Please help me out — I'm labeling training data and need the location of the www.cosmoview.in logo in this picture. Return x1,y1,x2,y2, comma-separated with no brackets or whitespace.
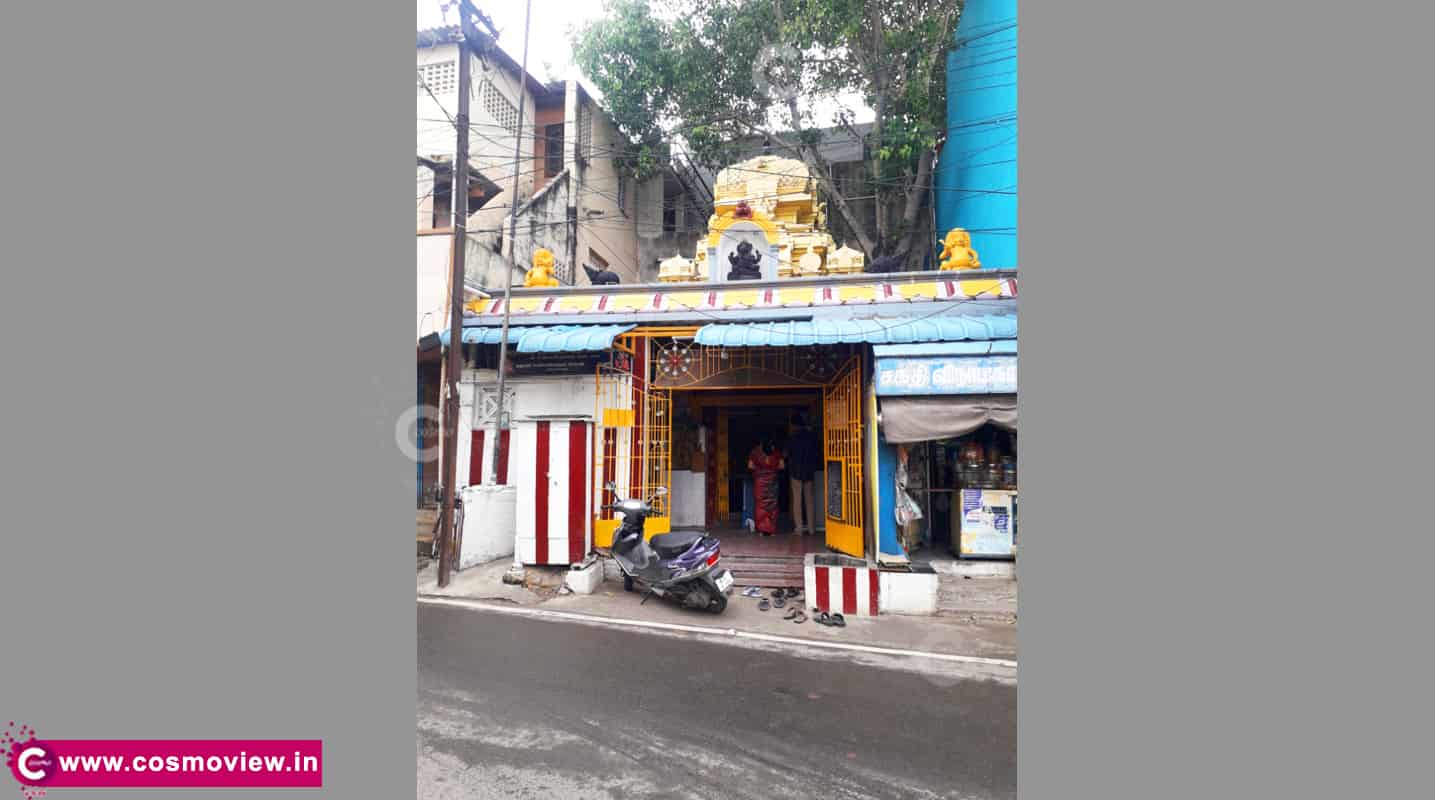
5,723,322,794
14,744,53,784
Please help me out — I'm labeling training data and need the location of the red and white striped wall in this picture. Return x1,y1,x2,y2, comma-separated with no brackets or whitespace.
468,428,511,486
805,556,879,617
511,419,593,566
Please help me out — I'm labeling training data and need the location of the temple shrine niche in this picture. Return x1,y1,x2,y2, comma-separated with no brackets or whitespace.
657,155,862,283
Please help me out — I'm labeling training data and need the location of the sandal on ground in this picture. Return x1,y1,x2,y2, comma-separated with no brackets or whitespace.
830,613,846,627
758,599,771,611
784,587,801,598
815,611,832,626
783,607,799,620
773,596,786,608
771,589,785,598
791,611,807,624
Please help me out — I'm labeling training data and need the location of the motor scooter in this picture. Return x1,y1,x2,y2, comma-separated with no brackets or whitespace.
604,482,733,613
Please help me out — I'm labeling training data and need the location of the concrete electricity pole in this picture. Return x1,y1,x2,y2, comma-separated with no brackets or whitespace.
436,17,475,589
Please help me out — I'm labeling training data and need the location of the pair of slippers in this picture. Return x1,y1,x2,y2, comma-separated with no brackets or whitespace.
783,607,807,624
757,587,802,611
814,610,846,627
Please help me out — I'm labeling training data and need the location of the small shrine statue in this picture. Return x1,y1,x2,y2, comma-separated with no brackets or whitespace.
524,248,560,287
659,254,697,283
938,228,982,271
582,263,620,285
726,240,764,281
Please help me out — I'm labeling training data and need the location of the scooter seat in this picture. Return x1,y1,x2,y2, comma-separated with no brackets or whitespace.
649,530,703,559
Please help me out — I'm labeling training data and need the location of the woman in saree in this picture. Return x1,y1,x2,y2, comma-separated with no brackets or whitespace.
747,435,785,536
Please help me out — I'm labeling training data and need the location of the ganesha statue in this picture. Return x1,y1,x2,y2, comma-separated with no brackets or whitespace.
523,248,560,287
938,228,982,271
726,240,763,281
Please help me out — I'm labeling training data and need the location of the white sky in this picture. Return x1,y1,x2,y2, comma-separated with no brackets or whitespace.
416,0,874,128
417,0,606,89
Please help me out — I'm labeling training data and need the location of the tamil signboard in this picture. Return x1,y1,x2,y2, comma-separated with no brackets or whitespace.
509,351,606,376
875,355,1017,396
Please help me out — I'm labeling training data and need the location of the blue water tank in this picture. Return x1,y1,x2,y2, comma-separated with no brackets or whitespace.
934,0,1017,269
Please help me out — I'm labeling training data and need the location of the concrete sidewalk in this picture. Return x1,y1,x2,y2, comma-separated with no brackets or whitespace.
418,557,1017,663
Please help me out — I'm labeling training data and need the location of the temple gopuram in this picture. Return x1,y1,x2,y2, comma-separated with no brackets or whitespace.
658,155,866,283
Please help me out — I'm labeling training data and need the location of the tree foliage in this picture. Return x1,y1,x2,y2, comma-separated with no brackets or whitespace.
573,0,963,263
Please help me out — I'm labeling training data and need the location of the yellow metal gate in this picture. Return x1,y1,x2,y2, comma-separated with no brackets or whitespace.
823,356,864,556
593,343,672,547
640,385,672,537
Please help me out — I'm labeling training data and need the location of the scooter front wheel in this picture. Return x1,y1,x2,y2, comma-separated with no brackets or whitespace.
623,575,634,592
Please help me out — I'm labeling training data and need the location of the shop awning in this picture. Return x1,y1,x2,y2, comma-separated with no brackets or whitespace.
880,395,1017,443
514,324,635,353
693,314,1016,347
437,324,635,352
872,341,1017,357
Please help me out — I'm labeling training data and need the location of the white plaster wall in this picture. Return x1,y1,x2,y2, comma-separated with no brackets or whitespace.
670,470,706,528
574,99,641,284
501,375,598,420
418,42,538,244
457,374,599,487
459,485,516,568
417,234,450,338
879,571,940,615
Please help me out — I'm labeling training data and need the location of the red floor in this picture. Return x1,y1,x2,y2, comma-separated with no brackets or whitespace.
710,527,829,557
707,526,829,588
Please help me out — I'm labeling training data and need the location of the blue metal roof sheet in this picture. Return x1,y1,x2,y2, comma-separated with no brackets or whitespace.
694,314,1016,347
437,324,634,352
514,324,635,353
872,340,1017,357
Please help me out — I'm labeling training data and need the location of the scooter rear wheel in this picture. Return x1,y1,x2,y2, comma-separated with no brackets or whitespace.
707,591,727,614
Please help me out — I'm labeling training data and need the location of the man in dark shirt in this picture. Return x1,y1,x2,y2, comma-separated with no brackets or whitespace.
787,414,821,536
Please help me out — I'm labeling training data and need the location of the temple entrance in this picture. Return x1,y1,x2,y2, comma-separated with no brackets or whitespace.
668,390,827,587
597,335,868,587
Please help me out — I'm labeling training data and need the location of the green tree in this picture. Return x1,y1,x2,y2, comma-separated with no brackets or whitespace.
573,0,963,265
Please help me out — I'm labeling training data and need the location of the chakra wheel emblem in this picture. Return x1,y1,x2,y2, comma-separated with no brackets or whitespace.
657,342,694,379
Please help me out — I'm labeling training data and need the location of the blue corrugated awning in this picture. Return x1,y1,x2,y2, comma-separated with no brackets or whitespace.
437,324,634,352
514,324,635,353
872,340,1017,357
693,314,1016,347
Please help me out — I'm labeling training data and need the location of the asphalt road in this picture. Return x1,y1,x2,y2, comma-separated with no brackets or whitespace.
418,603,1016,800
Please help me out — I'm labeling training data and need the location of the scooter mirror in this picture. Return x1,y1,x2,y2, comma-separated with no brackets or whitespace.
654,486,668,497
604,481,617,492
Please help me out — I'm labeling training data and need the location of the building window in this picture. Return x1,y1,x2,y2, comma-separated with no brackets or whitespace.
423,161,491,230
431,173,452,229
544,123,564,178
578,102,593,162
663,204,677,234
481,80,519,133
417,61,457,95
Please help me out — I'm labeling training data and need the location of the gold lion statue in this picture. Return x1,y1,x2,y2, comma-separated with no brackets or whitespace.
938,228,981,271
523,248,560,287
